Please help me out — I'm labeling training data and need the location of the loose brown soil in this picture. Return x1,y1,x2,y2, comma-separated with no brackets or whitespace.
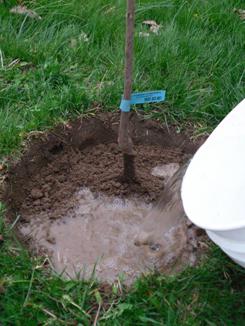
5,113,197,221
3,113,207,284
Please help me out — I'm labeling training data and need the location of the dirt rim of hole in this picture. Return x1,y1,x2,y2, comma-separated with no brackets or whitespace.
1,112,208,284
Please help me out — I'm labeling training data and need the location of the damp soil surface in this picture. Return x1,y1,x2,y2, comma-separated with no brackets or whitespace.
3,113,207,284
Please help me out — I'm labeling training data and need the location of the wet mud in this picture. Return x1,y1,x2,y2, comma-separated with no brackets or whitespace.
3,113,207,284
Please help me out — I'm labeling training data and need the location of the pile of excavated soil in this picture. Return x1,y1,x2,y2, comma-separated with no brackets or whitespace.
19,143,186,221
3,113,207,284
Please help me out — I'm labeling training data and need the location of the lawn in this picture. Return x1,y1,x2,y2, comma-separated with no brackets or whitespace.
0,0,245,325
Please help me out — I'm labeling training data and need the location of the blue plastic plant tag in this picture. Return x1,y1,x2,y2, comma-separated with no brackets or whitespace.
131,90,166,105
120,99,131,112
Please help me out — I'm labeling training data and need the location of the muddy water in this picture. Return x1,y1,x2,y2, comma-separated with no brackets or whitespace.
21,188,153,283
19,164,200,285
151,163,180,180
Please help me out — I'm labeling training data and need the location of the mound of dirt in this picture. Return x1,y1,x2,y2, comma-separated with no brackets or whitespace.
5,113,196,221
3,113,207,284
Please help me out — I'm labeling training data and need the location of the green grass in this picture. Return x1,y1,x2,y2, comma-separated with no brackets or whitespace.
0,0,245,324
0,0,244,156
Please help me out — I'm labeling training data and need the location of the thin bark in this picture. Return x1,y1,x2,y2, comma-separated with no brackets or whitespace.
118,0,135,156
118,0,136,180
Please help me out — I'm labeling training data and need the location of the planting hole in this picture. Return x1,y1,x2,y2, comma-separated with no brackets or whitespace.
4,113,207,284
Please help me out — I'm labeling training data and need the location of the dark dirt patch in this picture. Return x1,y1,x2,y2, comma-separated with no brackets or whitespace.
4,113,199,222
2,113,209,284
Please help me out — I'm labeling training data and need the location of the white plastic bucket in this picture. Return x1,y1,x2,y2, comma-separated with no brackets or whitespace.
181,99,245,267
206,229,245,267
